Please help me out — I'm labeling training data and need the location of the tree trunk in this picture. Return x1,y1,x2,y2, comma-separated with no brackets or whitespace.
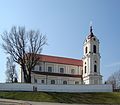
21,64,28,83
23,74,28,83
27,70,31,83
27,75,31,83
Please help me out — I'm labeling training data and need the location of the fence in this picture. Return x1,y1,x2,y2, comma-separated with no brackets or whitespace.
0,83,113,92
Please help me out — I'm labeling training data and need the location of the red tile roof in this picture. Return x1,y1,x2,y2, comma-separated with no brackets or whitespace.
39,54,83,66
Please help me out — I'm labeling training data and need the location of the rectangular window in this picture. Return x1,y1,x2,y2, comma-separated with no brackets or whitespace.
51,80,55,84
48,67,52,72
41,80,44,84
75,81,79,84
34,78,37,83
94,65,97,72
93,45,96,53
60,68,64,73
39,66,42,71
71,69,75,74
85,66,86,73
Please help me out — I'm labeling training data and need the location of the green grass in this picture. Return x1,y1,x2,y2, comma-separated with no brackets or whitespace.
0,92,120,104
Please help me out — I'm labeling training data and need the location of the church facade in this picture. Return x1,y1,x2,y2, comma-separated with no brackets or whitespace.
21,26,102,85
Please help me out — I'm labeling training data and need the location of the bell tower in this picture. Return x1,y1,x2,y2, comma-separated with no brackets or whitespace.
82,26,102,84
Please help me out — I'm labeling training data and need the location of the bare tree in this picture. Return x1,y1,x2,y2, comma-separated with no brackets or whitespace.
1,26,47,83
6,56,18,83
106,70,120,89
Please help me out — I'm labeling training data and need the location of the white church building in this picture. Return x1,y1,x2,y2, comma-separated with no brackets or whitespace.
21,26,102,85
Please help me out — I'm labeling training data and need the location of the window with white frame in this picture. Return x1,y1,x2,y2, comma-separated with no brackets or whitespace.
39,66,42,71
63,81,67,85
41,80,44,84
34,78,37,83
51,80,55,84
94,65,97,72
93,45,96,53
48,67,52,72
71,69,75,74
60,68,64,73
75,81,79,84
85,66,87,73
85,47,88,53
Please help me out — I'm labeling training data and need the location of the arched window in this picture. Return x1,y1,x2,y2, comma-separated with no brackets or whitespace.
85,47,87,53
85,66,86,73
94,65,97,72
51,80,55,84
63,81,67,85
93,45,96,53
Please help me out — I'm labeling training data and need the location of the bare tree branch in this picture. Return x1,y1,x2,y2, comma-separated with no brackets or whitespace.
5,56,18,83
106,69,120,89
1,26,47,83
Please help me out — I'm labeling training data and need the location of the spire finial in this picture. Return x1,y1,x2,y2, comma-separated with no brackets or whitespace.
90,26,93,34
89,21,93,34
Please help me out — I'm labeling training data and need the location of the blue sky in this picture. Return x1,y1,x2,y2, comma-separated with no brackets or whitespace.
0,0,120,82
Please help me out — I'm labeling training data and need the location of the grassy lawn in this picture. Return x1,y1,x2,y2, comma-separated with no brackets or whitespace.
0,92,120,104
